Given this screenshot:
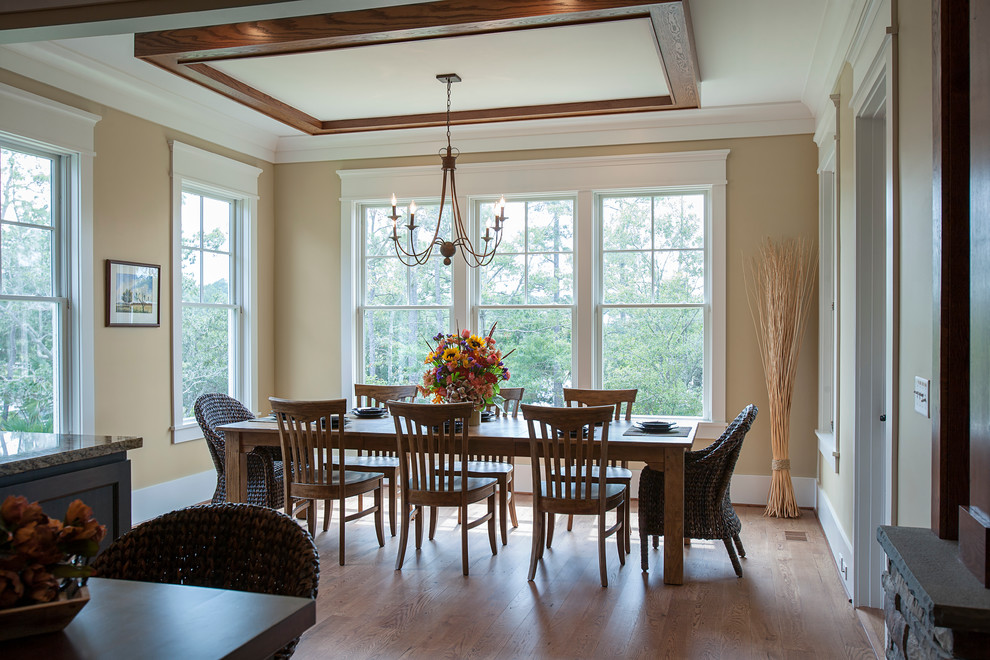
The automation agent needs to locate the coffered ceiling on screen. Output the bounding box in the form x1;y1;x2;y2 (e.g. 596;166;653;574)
133;1;699;135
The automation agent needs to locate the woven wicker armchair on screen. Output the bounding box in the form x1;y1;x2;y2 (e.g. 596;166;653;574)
638;404;758;577
194;393;285;509
92;503;319;659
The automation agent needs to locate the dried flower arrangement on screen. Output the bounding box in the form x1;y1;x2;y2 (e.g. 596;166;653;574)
0;496;105;609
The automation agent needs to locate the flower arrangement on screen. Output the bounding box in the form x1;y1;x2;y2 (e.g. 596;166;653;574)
420;324;511;410
0;496;105;609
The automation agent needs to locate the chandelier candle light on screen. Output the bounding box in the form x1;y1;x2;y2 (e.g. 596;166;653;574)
389;74;507;267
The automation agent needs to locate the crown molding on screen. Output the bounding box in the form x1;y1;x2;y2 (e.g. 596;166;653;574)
0;38;284;161
1;35;814;167
277;101;813;163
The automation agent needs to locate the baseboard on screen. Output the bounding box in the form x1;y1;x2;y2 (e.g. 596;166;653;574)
131;470;216;524
817;485;854;599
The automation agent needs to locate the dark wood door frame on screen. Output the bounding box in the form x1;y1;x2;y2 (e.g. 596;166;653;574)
931;0;970;541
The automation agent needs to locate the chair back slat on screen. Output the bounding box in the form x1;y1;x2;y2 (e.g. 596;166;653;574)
388;401;473;494
562;388;637;421
496;386;525;418
270;398;347;487
522;404;613;504
354;383;418;408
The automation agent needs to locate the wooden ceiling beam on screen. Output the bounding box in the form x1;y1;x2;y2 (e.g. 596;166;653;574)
133;0;698;135
134;0;676;60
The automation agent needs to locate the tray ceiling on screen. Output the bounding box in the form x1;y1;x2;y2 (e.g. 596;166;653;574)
134;0;699;135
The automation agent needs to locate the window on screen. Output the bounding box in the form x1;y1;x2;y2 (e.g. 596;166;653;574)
0;142;66;432
476;198;574;405
0;83;99;435
599;193;707;416
179;190;238;419
340;151;727;424
359;201;451;385
171;142;261;442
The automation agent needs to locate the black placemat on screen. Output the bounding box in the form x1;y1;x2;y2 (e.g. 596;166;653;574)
623;425;691;437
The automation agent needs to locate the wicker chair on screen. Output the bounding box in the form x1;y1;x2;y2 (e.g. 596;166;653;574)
194;393;285;509
92;503;319;659
638;404;758;577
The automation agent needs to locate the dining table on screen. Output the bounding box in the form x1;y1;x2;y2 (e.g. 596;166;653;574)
218;413;696;585
4;577;316;659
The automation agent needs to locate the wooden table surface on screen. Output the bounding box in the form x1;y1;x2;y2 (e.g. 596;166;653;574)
5;577;316;659
219;414;695;585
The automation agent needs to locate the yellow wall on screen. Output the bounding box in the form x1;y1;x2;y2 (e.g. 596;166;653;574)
0;69;277;490
274;135;821;481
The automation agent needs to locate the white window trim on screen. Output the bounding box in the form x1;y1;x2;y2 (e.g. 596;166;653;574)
339;151;728;426
0;82;100;434
170;141;261;443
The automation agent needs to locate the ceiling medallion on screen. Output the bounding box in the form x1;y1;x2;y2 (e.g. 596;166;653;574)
390;73;506;267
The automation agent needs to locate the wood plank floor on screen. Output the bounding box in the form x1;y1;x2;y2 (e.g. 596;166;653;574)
294;498;876;659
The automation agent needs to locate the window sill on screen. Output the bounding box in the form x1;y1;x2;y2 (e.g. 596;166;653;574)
816;429;838;473
173;423;203;444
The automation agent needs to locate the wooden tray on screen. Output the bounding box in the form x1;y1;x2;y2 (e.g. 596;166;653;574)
0;586;89;641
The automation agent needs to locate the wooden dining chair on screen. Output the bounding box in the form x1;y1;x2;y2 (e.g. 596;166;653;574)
559;388;637;552
343;383;418;537
269;397;384;565
387;400;498;576
521;403;626;587
494;386;525;418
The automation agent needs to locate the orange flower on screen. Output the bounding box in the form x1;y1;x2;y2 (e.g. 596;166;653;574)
20;563;58;604
0;569;24;608
60;499;106;549
0;495;45;529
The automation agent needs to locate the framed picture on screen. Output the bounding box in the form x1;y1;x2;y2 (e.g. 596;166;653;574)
105;259;161;327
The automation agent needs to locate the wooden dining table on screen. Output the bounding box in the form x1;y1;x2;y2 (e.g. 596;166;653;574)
5;577;315;658
218;414;696;585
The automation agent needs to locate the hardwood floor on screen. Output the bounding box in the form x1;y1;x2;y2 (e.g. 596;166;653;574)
293;498;876;659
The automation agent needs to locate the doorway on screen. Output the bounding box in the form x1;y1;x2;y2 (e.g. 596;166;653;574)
853;74;895;609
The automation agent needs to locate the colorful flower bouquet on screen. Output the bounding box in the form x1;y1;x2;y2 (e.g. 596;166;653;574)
0;495;105;610
420;324;511;410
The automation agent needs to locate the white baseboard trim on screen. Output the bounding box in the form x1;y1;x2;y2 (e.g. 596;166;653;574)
131;470;216;524
817;485;854;599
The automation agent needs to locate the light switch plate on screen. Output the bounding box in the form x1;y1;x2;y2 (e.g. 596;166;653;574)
914;377;930;418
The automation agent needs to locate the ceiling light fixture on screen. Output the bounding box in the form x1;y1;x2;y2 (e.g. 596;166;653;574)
389;73;506;267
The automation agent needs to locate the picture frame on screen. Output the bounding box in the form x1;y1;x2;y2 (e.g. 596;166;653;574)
105;259;161;327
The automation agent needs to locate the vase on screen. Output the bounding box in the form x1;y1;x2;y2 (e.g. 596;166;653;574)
468;408;481;426
0;586;90;641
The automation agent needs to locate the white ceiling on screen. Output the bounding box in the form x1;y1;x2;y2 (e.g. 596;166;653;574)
0;0;855;161
211;19;669;120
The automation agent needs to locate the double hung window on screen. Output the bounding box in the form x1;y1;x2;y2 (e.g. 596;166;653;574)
599;193;707;416
0;142;66;432
476;198;574;405
360;202;451;386
170;142;260;442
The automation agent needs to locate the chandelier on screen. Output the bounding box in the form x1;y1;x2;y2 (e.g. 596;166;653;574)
389;73;506;267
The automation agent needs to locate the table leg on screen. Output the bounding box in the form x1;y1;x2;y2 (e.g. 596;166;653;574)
663;446;684;585
224;429;248;503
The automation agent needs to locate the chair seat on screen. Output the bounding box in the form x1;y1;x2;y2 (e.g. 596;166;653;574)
344;454;400;470
540;481;625;501
420;475;498;493
455;460;513;475
333;469;385;486
549;465;632;481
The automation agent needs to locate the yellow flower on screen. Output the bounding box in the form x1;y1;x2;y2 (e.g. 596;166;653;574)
442;347;460;362
466;334;484;350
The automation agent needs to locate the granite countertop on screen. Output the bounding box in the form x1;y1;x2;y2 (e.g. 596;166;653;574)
0;432;143;477
878;525;990;630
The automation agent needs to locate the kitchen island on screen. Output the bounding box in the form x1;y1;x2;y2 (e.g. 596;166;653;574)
0;433;142;547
